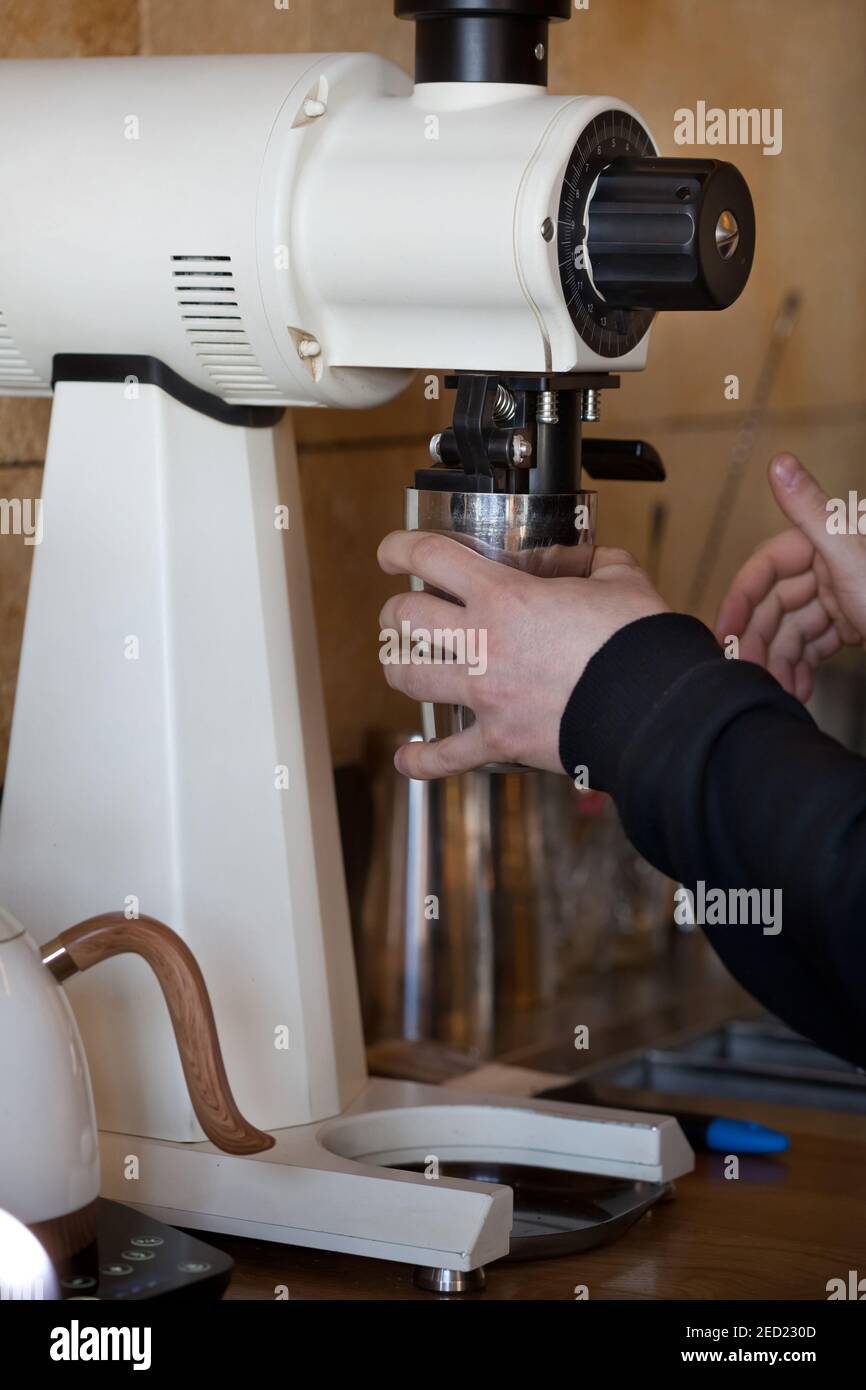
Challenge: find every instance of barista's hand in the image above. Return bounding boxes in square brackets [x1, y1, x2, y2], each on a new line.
[377, 533, 667, 778]
[715, 454, 866, 703]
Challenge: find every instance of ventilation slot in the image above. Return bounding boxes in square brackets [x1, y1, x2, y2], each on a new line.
[171, 256, 282, 403]
[0, 312, 49, 393]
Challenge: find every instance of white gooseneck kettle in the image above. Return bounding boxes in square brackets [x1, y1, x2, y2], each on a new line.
[0, 906, 273, 1262]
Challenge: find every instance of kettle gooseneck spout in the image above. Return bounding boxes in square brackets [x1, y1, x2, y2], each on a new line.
[41, 913, 275, 1157]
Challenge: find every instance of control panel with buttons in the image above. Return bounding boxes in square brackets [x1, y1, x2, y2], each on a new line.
[57, 1200, 232, 1301]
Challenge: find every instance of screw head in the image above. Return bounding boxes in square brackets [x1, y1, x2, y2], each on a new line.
[715, 209, 740, 260]
[535, 43, 545, 61]
[510, 434, 533, 465]
[541, 217, 554, 242]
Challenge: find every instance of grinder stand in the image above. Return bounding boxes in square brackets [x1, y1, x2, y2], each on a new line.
[0, 368, 692, 1285]
[97, 1077, 692, 1282]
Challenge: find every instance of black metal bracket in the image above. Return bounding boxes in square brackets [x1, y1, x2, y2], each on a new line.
[52, 354, 284, 429]
[582, 438, 666, 482]
[452, 374, 496, 484]
[418, 371, 627, 493]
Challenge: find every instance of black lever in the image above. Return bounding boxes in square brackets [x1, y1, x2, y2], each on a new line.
[581, 439, 666, 482]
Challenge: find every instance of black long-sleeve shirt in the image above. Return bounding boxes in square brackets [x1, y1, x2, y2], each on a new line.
[558, 613, 866, 1069]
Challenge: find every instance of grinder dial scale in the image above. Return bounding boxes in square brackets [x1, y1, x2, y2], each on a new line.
[558, 110, 658, 358]
[0, 0, 753, 1289]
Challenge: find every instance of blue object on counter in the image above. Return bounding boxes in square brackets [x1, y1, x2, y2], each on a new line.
[684, 1114, 790, 1155]
[534, 1080, 790, 1156]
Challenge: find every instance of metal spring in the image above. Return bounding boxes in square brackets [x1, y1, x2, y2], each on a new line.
[492, 383, 517, 424]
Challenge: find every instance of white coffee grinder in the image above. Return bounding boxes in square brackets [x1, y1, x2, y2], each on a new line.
[0, 1, 753, 1288]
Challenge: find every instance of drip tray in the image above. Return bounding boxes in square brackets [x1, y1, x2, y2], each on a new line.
[392, 1163, 668, 1261]
[581, 1020, 866, 1114]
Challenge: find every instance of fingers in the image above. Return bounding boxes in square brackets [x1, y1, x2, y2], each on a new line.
[377, 530, 498, 604]
[714, 584, 751, 645]
[715, 528, 814, 641]
[590, 546, 643, 576]
[735, 570, 820, 663]
[394, 722, 488, 780]
[793, 661, 813, 704]
[769, 595, 832, 656]
[715, 454, 865, 690]
[379, 588, 468, 637]
[765, 610, 825, 697]
[755, 602, 837, 701]
[805, 624, 842, 667]
[380, 646, 473, 706]
[767, 653, 797, 697]
[379, 587, 489, 704]
[814, 551, 864, 647]
[740, 592, 828, 677]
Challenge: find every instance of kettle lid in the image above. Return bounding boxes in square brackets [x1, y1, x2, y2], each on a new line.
[0, 906, 25, 943]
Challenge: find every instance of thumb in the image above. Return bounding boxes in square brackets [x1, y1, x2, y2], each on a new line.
[769, 454, 866, 624]
[768, 453, 836, 551]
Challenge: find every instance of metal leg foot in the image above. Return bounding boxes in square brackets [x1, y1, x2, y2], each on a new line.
[414, 1265, 486, 1294]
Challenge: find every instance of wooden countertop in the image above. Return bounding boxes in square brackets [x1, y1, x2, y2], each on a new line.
[207, 939, 866, 1300]
[211, 1123, 864, 1300]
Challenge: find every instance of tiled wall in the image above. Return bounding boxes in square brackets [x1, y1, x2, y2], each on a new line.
[1, 0, 864, 769]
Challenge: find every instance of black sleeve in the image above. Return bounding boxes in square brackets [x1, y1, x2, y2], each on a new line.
[558, 612, 866, 1068]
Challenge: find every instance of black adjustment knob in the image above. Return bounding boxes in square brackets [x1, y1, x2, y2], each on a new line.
[586, 158, 755, 311]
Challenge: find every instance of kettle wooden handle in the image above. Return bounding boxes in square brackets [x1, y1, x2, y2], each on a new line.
[41, 913, 275, 1156]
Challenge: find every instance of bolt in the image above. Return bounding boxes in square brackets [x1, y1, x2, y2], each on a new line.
[429, 432, 444, 463]
[297, 338, 321, 359]
[537, 390, 559, 425]
[541, 217, 554, 242]
[582, 389, 600, 422]
[510, 434, 533, 465]
[535, 43, 545, 61]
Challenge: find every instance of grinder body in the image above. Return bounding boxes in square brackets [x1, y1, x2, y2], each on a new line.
[0, 54, 656, 413]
